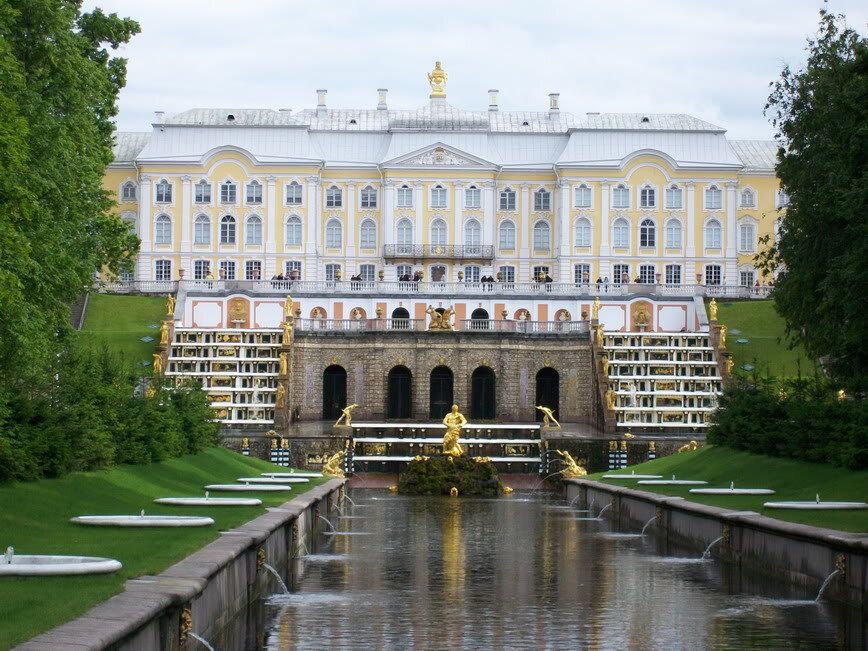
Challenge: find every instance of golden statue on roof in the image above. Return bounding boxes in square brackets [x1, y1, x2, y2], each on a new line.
[427, 61, 448, 98]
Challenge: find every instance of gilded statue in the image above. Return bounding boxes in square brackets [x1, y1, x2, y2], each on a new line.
[635, 303, 650, 326]
[591, 296, 600, 320]
[279, 352, 288, 375]
[441, 404, 467, 457]
[449, 486, 458, 497]
[605, 387, 617, 410]
[595, 325, 604, 347]
[426, 305, 453, 330]
[678, 440, 700, 453]
[556, 450, 588, 478]
[282, 320, 293, 342]
[276, 384, 286, 408]
[535, 405, 560, 429]
[283, 296, 294, 320]
[601, 354, 609, 377]
[159, 320, 170, 345]
[708, 298, 718, 321]
[166, 293, 176, 316]
[725, 356, 734, 375]
[322, 450, 345, 477]
[427, 60, 448, 97]
[334, 403, 358, 428]
[241, 437, 249, 448]
[719, 324, 728, 349]
[152, 353, 163, 374]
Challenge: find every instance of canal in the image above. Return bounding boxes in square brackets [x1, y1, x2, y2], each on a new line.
[264, 492, 858, 649]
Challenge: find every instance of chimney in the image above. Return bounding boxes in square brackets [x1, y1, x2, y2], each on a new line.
[377, 88, 388, 110]
[488, 89, 499, 112]
[316, 89, 327, 116]
[548, 93, 560, 118]
[154, 110, 165, 123]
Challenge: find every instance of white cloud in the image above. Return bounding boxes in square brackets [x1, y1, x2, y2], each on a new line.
[85, 0, 867, 139]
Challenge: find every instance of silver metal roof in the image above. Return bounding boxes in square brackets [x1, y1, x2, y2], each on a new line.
[111, 132, 150, 163]
[728, 140, 778, 172]
[578, 113, 725, 132]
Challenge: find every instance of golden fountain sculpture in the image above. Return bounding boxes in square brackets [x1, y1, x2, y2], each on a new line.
[678, 440, 700, 453]
[427, 61, 448, 98]
[535, 405, 560, 429]
[322, 450, 346, 477]
[426, 305, 455, 330]
[166, 293, 176, 316]
[442, 404, 467, 457]
[556, 450, 588, 478]
[334, 403, 358, 428]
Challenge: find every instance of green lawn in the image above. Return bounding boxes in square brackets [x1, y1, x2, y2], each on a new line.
[0, 448, 327, 649]
[590, 446, 867, 533]
[714, 300, 813, 377]
[79, 294, 167, 366]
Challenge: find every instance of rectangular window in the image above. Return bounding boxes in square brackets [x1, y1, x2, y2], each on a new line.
[498, 265, 515, 284]
[665, 264, 682, 285]
[246, 182, 262, 204]
[122, 183, 137, 201]
[705, 187, 722, 210]
[574, 185, 591, 208]
[220, 183, 236, 204]
[664, 186, 682, 209]
[613, 186, 630, 209]
[613, 264, 630, 285]
[284, 260, 301, 279]
[396, 186, 413, 207]
[325, 263, 341, 281]
[574, 263, 590, 285]
[193, 260, 210, 280]
[326, 187, 342, 207]
[286, 183, 303, 205]
[220, 260, 236, 280]
[640, 187, 656, 208]
[155, 259, 172, 281]
[533, 265, 550, 282]
[195, 182, 211, 203]
[465, 187, 481, 208]
[639, 264, 656, 284]
[359, 264, 375, 282]
[396, 264, 413, 280]
[534, 190, 551, 211]
[430, 186, 447, 208]
[245, 260, 262, 280]
[120, 268, 134, 283]
[740, 270, 755, 287]
[705, 265, 722, 286]
[360, 186, 377, 208]
[739, 224, 756, 253]
[463, 265, 480, 283]
[499, 190, 516, 211]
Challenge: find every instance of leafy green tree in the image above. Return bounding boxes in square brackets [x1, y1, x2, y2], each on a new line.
[759, 11, 867, 392]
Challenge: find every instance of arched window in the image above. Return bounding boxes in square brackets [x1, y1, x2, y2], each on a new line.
[194, 179, 211, 203]
[738, 222, 756, 253]
[397, 218, 413, 253]
[121, 181, 136, 202]
[154, 214, 172, 244]
[664, 219, 682, 248]
[464, 219, 481, 252]
[639, 218, 656, 247]
[533, 188, 551, 211]
[639, 185, 656, 209]
[574, 184, 591, 208]
[613, 184, 630, 209]
[613, 218, 630, 248]
[155, 179, 172, 203]
[245, 180, 262, 204]
[705, 185, 722, 210]
[220, 215, 236, 244]
[285, 215, 302, 245]
[430, 185, 447, 208]
[499, 220, 515, 249]
[285, 181, 303, 205]
[465, 185, 480, 208]
[705, 219, 722, 249]
[326, 185, 342, 208]
[194, 214, 210, 245]
[740, 188, 755, 208]
[326, 219, 342, 248]
[360, 185, 377, 208]
[574, 217, 591, 247]
[220, 180, 236, 203]
[246, 215, 262, 245]
[360, 219, 376, 249]
[665, 184, 682, 209]
[533, 221, 550, 250]
[397, 184, 413, 207]
[430, 218, 447, 246]
[499, 187, 516, 211]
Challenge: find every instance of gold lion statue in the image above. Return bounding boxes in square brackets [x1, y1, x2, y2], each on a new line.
[322, 450, 346, 477]
[556, 450, 588, 478]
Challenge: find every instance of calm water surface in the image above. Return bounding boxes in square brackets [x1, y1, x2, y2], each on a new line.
[266, 492, 857, 650]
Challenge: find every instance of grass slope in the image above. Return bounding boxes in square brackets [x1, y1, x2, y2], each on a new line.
[714, 300, 812, 376]
[79, 294, 167, 366]
[0, 448, 326, 649]
[590, 446, 867, 533]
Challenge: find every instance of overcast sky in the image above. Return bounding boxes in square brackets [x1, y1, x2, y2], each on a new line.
[84, 0, 866, 140]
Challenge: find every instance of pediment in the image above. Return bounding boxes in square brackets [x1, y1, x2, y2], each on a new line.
[384, 143, 492, 168]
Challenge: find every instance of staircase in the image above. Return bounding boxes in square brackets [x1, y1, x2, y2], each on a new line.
[69, 294, 90, 330]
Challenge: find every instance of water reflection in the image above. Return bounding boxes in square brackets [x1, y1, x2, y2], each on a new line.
[267, 493, 857, 649]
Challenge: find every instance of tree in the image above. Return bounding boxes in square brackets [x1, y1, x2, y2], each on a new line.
[0, 1, 140, 395]
[759, 11, 867, 393]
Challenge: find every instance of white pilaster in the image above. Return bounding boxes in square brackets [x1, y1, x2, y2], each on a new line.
[305, 176, 320, 280]
[454, 183, 464, 246]
[482, 181, 495, 247]
[180, 176, 192, 253]
[384, 181, 395, 252]
[725, 181, 738, 284]
[557, 179, 570, 280]
[264, 176, 277, 278]
[414, 183, 424, 246]
[519, 184, 531, 260]
[137, 174, 152, 279]
[598, 180, 610, 279]
[686, 182, 696, 258]
[346, 183, 356, 258]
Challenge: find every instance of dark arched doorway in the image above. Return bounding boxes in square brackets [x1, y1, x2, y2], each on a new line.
[471, 366, 496, 419]
[391, 307, 410, 330]
[535, 367, 559, 421]
[387, 366, 412, 419]
[322, 365, 347, 420]
[429, 366, 454, 419]
[469, 308, 490, 330]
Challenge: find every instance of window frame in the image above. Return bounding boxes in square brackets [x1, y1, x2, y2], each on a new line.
[612, 184, 630, 209]
[639, 218, 656, 248]
[219, 180, 237, 204]
[664, 218, 682, 249]
[396, 185, 413, 208]
[360, 185, 377, 209]
[359, 218, 377, 250]
[639, 264, 656, 284]
[612, 263, 630, 285]
[193, 260, 210, 280]
[532, 220, 551, 251]
[664, 184, 682, 210]
[740, 188, 756, 208]
[430, 184, 447, 209]
[664, 264, 682, 285]
[285, 215, 302, 246]
[465, 185, 481, 209]
[154, 259, 172, 281]
[639, 185, 656, 209]
[498, 265, 515, 284]
[244, 260, 262, 280]
[325, 185, 343, 208]
[705, 264, 722, 286]
[219, 260, 236, 280]
[245, 180, 263, 205]
[155, 179, 172, 204]
[612, 217, 630, 249]
[245, 215, 263, 246]
[121, 181, 137, 202]
[284, 260, 301, 278]
[704, 184, 722, 211]
[194, 180, 211, 204]
[194, 214, 211, 245]
[498, 219, 516, 250]
[574, 184, 591, 208]
[285, 181, 303, 205]
[325, 218, 342, 249]
[499, 188, 516, 211]
[705, 218, 722, 249]
[154, 214, 172, 245]
[533, 188, 551, 211]
[220, 215, 237, 245]
[738, 221, 756, 253]
[430, 218, 447, 246]
[574, 263, 591, 285]
[574, 217, 591, 247]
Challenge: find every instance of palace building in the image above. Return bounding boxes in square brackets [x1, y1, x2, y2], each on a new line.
[103, 64, 776, 446]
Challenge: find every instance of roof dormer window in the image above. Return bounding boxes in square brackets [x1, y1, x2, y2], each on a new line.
[226, 114, 235, 121]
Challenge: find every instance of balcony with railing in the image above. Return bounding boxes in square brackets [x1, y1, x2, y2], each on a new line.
[292, 317, 590, 335]
[382, 244, 494, 260]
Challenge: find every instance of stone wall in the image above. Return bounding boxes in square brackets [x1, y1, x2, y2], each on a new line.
[286, 330, 593, 424]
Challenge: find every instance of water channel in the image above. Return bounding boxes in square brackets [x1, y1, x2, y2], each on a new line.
[264, 492, 859, 649]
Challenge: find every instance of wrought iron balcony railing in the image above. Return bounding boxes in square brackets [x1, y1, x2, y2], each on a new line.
[383, 244, 494, 260]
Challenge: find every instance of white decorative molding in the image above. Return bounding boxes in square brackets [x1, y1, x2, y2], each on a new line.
[402, 146, 475, 167]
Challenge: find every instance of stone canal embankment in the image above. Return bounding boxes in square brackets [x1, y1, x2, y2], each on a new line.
[564, 478, 868, 611]
[16, 479, 346, 651]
